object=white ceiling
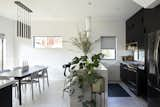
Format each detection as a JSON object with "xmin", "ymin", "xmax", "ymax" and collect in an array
[
  {"xmin": 133, "ymin": 0, "xmax": 160, "ymax": 8},
  {"xmin": 0, "ymin": 0, "xmax": 141, "ymax": 21}
]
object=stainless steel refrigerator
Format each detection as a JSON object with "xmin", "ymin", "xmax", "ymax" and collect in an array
[{"xmin": 147, "ymin": 31, "xmax": 160, "ymax": 107}]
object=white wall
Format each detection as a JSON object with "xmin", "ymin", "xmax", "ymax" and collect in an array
[
  {"xmin": 15, "ymin": 19, "xmax": 126, "ymax": 81},
  {"xmin": 91, "ymin": 20, "xmax": 126, "ymax": 81},
  {"xmin": 0, "ymin": 16, "xmax": 15, "ymax": 69},
  {"xmin": 0, "ymin": 16, "xmax": 126, "ymax": 81},
  {"xmin": 14, "ymin": 20, "xmax": 83, "ymax": 81}
]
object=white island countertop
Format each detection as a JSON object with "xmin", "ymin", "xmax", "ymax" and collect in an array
[
  {"xmin": 95, "ymin": 63, "xmax": 108, "ymax": 71},
  {"xmin": 0, "ymin": 80, "xmax": 15, "ymax": 89}
]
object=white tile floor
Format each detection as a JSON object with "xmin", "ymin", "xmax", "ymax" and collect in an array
[
  {"xmin": 13, "ymin": 80, "xmax": 147, "ymax": 107},
  {"xmin": 13, "ymin": 80, "xmax": 70, "ymax": 107}
]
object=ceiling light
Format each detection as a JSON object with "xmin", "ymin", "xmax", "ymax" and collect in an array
[{"xmin": 88, "ymin": 2, "xmax": 92, "ymax": 6}]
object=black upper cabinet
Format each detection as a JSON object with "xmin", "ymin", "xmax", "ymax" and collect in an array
[
  {"xmin": 154, "ymin": 5, "xmax": 160, "ymax": 31},
  {"xmin": 144, "ymin": 9, "xmax": 156, "ymax": 33},
  {"xmin": 126, "ymin": 9, "xmax": 145, "ymax": 49},
  {"xmin": 126, "ymin": 5, "xmax": 160, "ymax": 49}
]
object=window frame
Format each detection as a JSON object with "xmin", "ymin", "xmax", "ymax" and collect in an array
[{"xmin": 101, "ymin": 36, "xmax": 117, "ymax": 60}]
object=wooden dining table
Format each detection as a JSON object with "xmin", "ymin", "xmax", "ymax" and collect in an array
[{"xmin": 0, "ymin": 66, "xmax": 48, "ymax": 105}]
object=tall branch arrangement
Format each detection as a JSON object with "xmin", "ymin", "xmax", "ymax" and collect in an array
[{"xmin": 72, "ymin": 31, "xmax": 92, "ymax": 56}]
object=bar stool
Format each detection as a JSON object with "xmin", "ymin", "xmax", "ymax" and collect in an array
[{"xmin": 91, "ymin": 77, "xmax": 105, "ymax": 107}]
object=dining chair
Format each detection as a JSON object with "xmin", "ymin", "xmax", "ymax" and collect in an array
[
  {"xmin": 38, "ymin": 68, "xmax": 49, "ymax": 91},
  {"xmin": 21, "ymin": 71, "xmax": 41, "ymax": 100},
  {"xmin": 12, "ymin": 66, "xmax": 25, "ymax": 98}
]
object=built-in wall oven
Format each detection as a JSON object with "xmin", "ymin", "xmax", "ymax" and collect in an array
[{"xmin": 147, "ymin": 31, "xmax": 160, "ymax": 107}]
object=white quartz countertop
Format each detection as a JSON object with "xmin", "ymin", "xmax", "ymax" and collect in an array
[
  {"xmin": 0, "ymin": 80, "xmax": 15, "ymax": 89},
  {"xmin": 95, "ymin": 63, "xmax": 108, "ymax": 71}
]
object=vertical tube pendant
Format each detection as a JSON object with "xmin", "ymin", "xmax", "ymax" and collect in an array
[
  {"xmin": 24, "ymin": 11, "xmax": 26, "ymax": 38},
  {"xmin": 22, "ymin": 9, "xmax": 24, "ymax": 38},
  {"xmin": 17, "ymin": 6, "xmax": 19, "ymax": 37},
  {"xmin": 28, "ymin": 13, "xmax": 31, "ymax": 38},
  {"xmin": 15, "ymin": 1, "xmax": 32, "ymax": 39},
  {"xmin": 19, "ymin": 10, "xmax": 22, "ymax": 37}
]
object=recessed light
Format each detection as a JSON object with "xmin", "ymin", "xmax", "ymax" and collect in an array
[{"xmin": 88, "ymin": 2, "xmax": 92, "ymax": 6}]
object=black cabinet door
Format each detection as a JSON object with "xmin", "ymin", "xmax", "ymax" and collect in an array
[
  {"xmin": 144, "ymin": 9, "xmax": 157, "ymax": 33},
  {"xmin": 126, "ymin": 9, "xmax": 145, "ymax": 49},
  {"xmin": 148, "ymin": 85, "xmax": 160, "ymax": 107},
  {"xmin": 155, "ymin": 5, "xmax": 160, "ymax": 31},
  {"xmin": 120, "ymin": 64, "xmax": 127, "ymax": 83},
  {"xmin": 144, "ymin": 5, "xmax": 160, "ymax": 34},
  {"xmin": 126, "ymin": 18, "xmax": 135, "ymax": 43},
  {"xmin": 0, "ymin": 85, "xmax": 12, "ymax": 107},
  {"xmin": 134, "ymin": 10, "xmax": 145, "ymax": 49}
]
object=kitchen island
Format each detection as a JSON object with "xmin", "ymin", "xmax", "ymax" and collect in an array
[
  {"xmin": 70, "ymin": 64, "xmax": 108, "ymax": 107},
  {"xmin": 0, "ymin": 80, "xmax": 15, "ymax": 107}
]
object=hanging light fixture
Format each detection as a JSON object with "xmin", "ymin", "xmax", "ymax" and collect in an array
[
  {"xmin": 15, "ymin": 1, "xmax": 33, "ymax": 39},
  {"xmin": 0, "ymin": 33, "xmax": 5, "ymax": 72},
  {"xmin": 85, "ymin": 16, "xmax": 92, "ymax": 37}
]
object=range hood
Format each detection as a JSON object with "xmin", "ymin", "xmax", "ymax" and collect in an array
[{"xmin": 133, "ymin": 0, "xmax": 160, "ymax": 8}]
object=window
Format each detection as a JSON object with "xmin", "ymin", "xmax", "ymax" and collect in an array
[
  {"xmin": 101, "ymin": 36, "xmax": 117, "ymax": 60},
  {"xmin": 33, "ymin": 36, "xmax": 62, "ymax": 48}
]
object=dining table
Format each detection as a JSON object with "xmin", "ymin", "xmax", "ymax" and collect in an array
[{"xmin": 0, "ymin": 66, "xmax": 48, "ymax": 105}]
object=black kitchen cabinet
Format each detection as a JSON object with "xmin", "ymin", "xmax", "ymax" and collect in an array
[
  {"xmin": 126, "ymin": 9, "xmax": 145, "ymax": 49},
  {"xmin": 0, "ymin": 85, "xmax": 12, "ymax": 107},
  {"xmin": 126, "ymin": 5, "xmax": 160, "ymax": 49},
  {"xmin": 143, "ymin": 6, "xmax": 160, "ymax": 34},
  {"xmin": 120, "ymin": 63, "xmax": 128, "ymax": 83},
  {"xmin": 144, "ymin": 9, "xmax": 156, "ymax": 33},
  {"xmin": 154, "ymin": 5, "xmax": 160, "ymax": 31},
  {"xmin": 120, "ymin": 63, "xmax": 146, "ymax": 96}
]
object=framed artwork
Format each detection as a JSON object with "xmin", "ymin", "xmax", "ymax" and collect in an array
[{"xmin": 33, "ymin": 36, "xmax": 62, "ymax": 48}]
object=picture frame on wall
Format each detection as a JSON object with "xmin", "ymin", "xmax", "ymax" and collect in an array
[{"xmin": 33, "ymin": 36, "xmax": 63, "ymax": 48}]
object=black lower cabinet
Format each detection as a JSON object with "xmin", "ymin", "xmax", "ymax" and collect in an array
[
  {"xmin": 0, "ymin": 85, "xmax": 12, "ymax": 107},
  {"xmin": 120, "ymin": 63, "xmax": 146, "ymax": 97},
  {"xmin": 148, "ymin": 85, "xmax": 160, "ymax": 107}
]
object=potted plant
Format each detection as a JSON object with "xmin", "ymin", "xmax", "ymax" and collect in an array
[{"xmin": 64, "ymin": 31, "xmax": 105, "ymax": 107}]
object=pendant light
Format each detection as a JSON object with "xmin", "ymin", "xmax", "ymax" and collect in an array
[{"xmin": 15, "ymin": 1, "xmax": 33, "ymax": 39}]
